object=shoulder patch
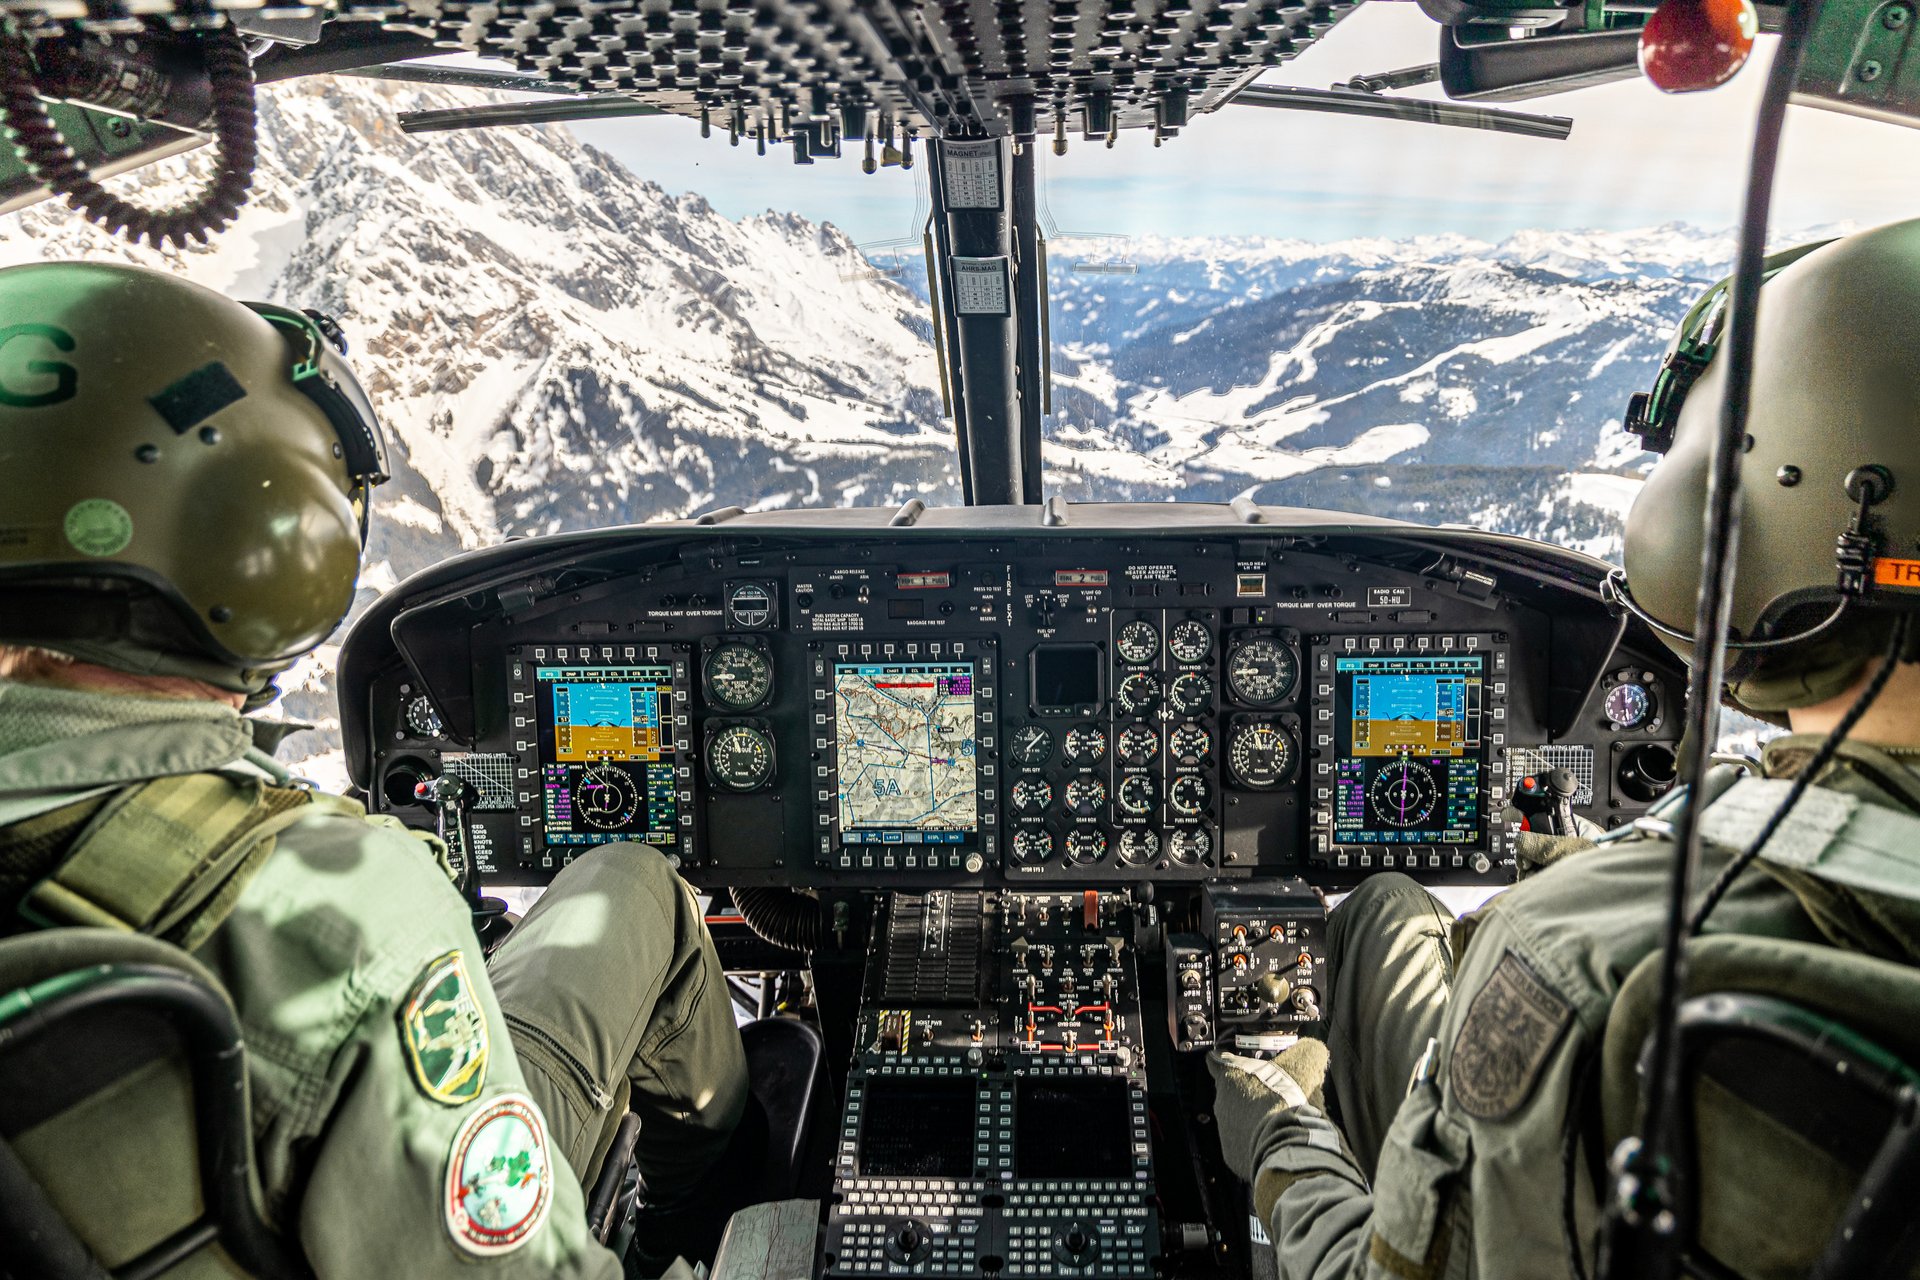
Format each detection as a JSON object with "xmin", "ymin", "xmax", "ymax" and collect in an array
[
  {"xmin": 1448, "ymin": 950, "xmax": 1573, "ymax": 1121},
  {"xmin": 401, "ymin": 950, "xmax": 489, "ymax": 1106},
  {"xmin": 445, "ymin": 1093, "xmax": 554, "ymax": 1257}
]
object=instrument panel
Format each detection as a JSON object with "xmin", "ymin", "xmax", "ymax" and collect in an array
[{"xmin": 343, "ymin": 505, "xmax": 1682, "ymax": 891}]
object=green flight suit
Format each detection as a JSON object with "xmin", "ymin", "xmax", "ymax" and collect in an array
[
  {"xmin": 0, "ymin": 678, "xmax": 748, "ymax": 1277},
  {"xmin": 1251, "ymin": 734, "xmax": 1920, "ymax": 1280}
]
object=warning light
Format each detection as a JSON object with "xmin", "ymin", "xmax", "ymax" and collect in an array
[
  {"xmin": 1873, "ymin": 558, "xmax": 1920, "ymax": 590},
  {"xmin": 1639, "ymin": 0, "xmax": 1758, "ymax": 93}
]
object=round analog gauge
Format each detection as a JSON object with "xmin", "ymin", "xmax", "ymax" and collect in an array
[
  {"xmin": 1168, "ymin": 620, "xmax": 1212, "ymax": 664},
  {"xmin": 705, "ymin": 642, "xmax": 773, "ymax": 710},
  {"xmin": 1065, "ymin": 830, "xmax": 1108, "ymax": 866},
  {"xmin": 1117, "ymin": 671, "xmax": 1162, "ymax": 716},
  {"xmin": 1169, "ymin": 774, "xmax": 1211, "ymax": 816},
  {"xmin": 726, "ymin": 582, "xmax": 774, "ymax": 629},
  {"xmin": 1368, "ymin": 760, "xmax": 1439, "ymax": 828},
  {"xmin": 1012, "ymin": 778, "xmax": 1053, "ymax": 813},
  {"xmin": 1064, "ymin": 726, "xmax": 1107, "ymax": 766},
  {"xmin": 1117, "ymin": 724, "xmax": 1159, "ymax": 766},
  {"xmin": 1118, "ymin": 829, "xmax": 1160, "ymax": 866},
  {"xmin": 1012, "ymin": 829, "xmax": 1053, "ymax": 865},
  {"xmin": 1169, "ymin": 672, "xmax": 1213, "ymax": 715},
  {"xmin": 1227, "ymin": 637, "xmax": 1298, "ymax": 705},
  {"xmin": 1604, "ymin": 682, "xmax": 1652, "ymax": 729},
  {"xmin": 1169, "ymin": 827, "xmax": 1212, "ymax": 865},
  {"xmin": 1117, "ymin": 774, "xmax": 1157, "ymax": 816},
  {"xmin": 1170, "ymin": 723, "xmax": 1211, "ymax": 766},
  {"xmin": 1227, "ymin": 721, "xmax": 1297, "ymax": 789},
  {"xmin": 1010, "ymin": 725, "xmax": 1055, "ymax": 769},
  {"xmin": 406, "ymin": 695, "xmax": 443, "ymax": 738},
  {"xmin": 706, "ymin": 725, "xmax": 775, "ymax": 791},
  {"xmin": 573, "ymin": 762, "xmax": 642, "ymax": 829},
  {"xmin": 1066, "ymin": 777, "xmax": 1107, "ymax": 816},
  {"xmin": 1115, "ymin": 620, "xmax": 1160, "ymax": 665}
]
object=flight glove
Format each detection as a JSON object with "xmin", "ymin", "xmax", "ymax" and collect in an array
[{"xmin": 1206, "ymin": 1041, "xmax": 1331, "ymax": 1184}]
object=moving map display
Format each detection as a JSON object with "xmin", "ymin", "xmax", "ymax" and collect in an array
[
  {"xmin": 1331, "ymin": 654, "xmax": 1485, "ymax": 846},
  {"xmin": 534, "ymin": 665, "xmax": 680, "ymax": 847},
  {"xmin": 832, "ymin": 661, "xmax": 978, "ymax": 844}
]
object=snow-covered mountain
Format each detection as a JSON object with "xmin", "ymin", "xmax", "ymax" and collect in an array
[{"xmin": 0, "ymin": 74, "xmax": 1766, "ymax": 775}]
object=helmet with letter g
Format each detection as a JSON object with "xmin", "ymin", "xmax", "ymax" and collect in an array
[
  {"xmin": 0, "ymin": 261, "xmax": 388, "ymax": 708},
  {"xmin": 1613, "ymin": 218, "xmax": 1920, "ymax": 722}
]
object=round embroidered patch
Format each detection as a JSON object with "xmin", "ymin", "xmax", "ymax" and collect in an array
[
  {"xmin": 444, "ymin": 1093, "xmax": 553, "ymax": 1256},
  {"xmin": 63, "ymin": 499, "xmax": 132, "ymax": 557}
]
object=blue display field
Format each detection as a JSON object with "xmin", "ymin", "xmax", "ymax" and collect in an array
[
  {"xmin": 532, "ymin": 665, "xmax": 679, "ymax": 847},
  {"xmin": 1332, "ymin": 654, "xmax": 1485, "ymax": 845}
]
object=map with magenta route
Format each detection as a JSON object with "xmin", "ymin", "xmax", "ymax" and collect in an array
[{"xmin": 834, "ymin": 662, "xmax": 977, "ymax": 834}]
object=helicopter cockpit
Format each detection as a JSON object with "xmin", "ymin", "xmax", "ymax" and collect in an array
[{"xmin": 3, "ymin": 0, "xmax": 1919, "ymax": 1275}]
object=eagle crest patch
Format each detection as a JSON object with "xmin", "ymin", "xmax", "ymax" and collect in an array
[
  {"xmin": 1449, "ymin": 950, "xmax": 1572, "ymax": 1121},
  {"xmin": 401, "ymin": 951, "xmax": 489, "ymax": 1106},
  {"xmin": 444, "ymin": 1093, "xmax": 553, "ymax": 1256}
]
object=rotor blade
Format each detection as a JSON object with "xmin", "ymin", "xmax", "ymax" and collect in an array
[
  {"xmin": 1228, "ymin": 84, "xmax": 1571, "ymax": 140},
  {"xmin": 339, "ymin": 63, "xmax": 584, "ymax": 96},
  {"xmin": 398, "ymin": 96, "xmax": 666, "ymax": 134}
]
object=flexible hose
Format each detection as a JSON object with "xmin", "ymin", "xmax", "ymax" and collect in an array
[
  {"xmin": 729, "ymin": 886, "xmax": 824, "ymax": 954},
  {"xmin": 0, "ymin": 23, "xmax": 257, "ymax": 248}
]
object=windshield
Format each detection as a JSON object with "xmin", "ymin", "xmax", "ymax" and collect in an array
[{"xmin": 3, "ymin": 3, "xmax": 1906, "ymax": 777}]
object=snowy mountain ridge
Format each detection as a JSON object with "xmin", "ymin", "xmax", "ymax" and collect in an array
[{"xmin": 0, "ymin": 74, "xmax": 1766, "ymax": 774}]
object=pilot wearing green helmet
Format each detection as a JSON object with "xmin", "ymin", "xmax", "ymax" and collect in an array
[
  {"xmin": 0, "ymin": 261, "xmax": 747, "ymax": 1276},
  {"xmin": 1212, "ymin": 217, "xmax": 1920, "ymax": 1279}
]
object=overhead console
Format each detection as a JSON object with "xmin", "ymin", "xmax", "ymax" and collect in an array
[{"xmin": 339, "ymin": 503, "xmax": 1683, "ymax": 893}]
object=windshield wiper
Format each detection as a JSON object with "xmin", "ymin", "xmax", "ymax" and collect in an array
[
  {"xmin": 397, "ymin": 95, "xmax": 664, "ymax": 133},
  {"xmin": 1229, "ymin": 83, "xmax": 1572, "ymax": 141}
]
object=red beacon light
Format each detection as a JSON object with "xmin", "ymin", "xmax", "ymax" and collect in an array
[{"xmin": 1640, "ymin": 0, "xmax": 1759, "ymax": 92}]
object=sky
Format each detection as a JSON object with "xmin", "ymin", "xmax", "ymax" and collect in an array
[{"xmin": 567, "ymin": 1, "xmax": 1920, "ymax": 248}]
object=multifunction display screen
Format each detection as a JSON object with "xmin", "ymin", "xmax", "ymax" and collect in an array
[
  {"xmin": 857, "ymin": 1076, "xmax": 977, "ymax": 1178},
  {"xmin": 533, "ymin": 665, "xmax": 679, "ymax": 847},
  {"xmin": 1331, "ymin": 654, "xmax": 1485, "ymax": 846},
  {"xmin": 1014, "ymin": 1077, "xmax": 1134, "ymax": 1180},
  {"xmin": 832, "ymin": 661, "xmax": 978, "ymax": 845}
]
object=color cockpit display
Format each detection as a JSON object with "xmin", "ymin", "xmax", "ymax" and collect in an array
[
  {"xmin": 534, "ymin": 665, "xmax": 680, "ymax": 847},
  {"xmin": 1331, "ymin": 654, "xmax": 1485, "ymax": 846}
]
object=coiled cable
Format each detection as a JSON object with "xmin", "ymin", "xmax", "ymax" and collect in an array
[
  {"xmin": 0, "ymin": 22, "xmax": 257, "ymax": 248},
  {"xmin": 730, "ymin": 886, "xmax": 824, "ymax": 955}
]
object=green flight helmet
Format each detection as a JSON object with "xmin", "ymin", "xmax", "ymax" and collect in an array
[
  {"xmin": 0, "ymin": 261, "xmax": 389, "ymax": 703},
  {"xmin": 1620, "ymin": 218, "xmax": 1920, "ymax": 717}
]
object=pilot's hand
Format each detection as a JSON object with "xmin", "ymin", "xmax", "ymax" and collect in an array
[
  {"xmin": 1515, "ymin": 826, "xmax": 1601, "ymax": 879},
  {"xmin": 1206, "ymin": 1041, "xmax": 1330, "ymax": 1184}
]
